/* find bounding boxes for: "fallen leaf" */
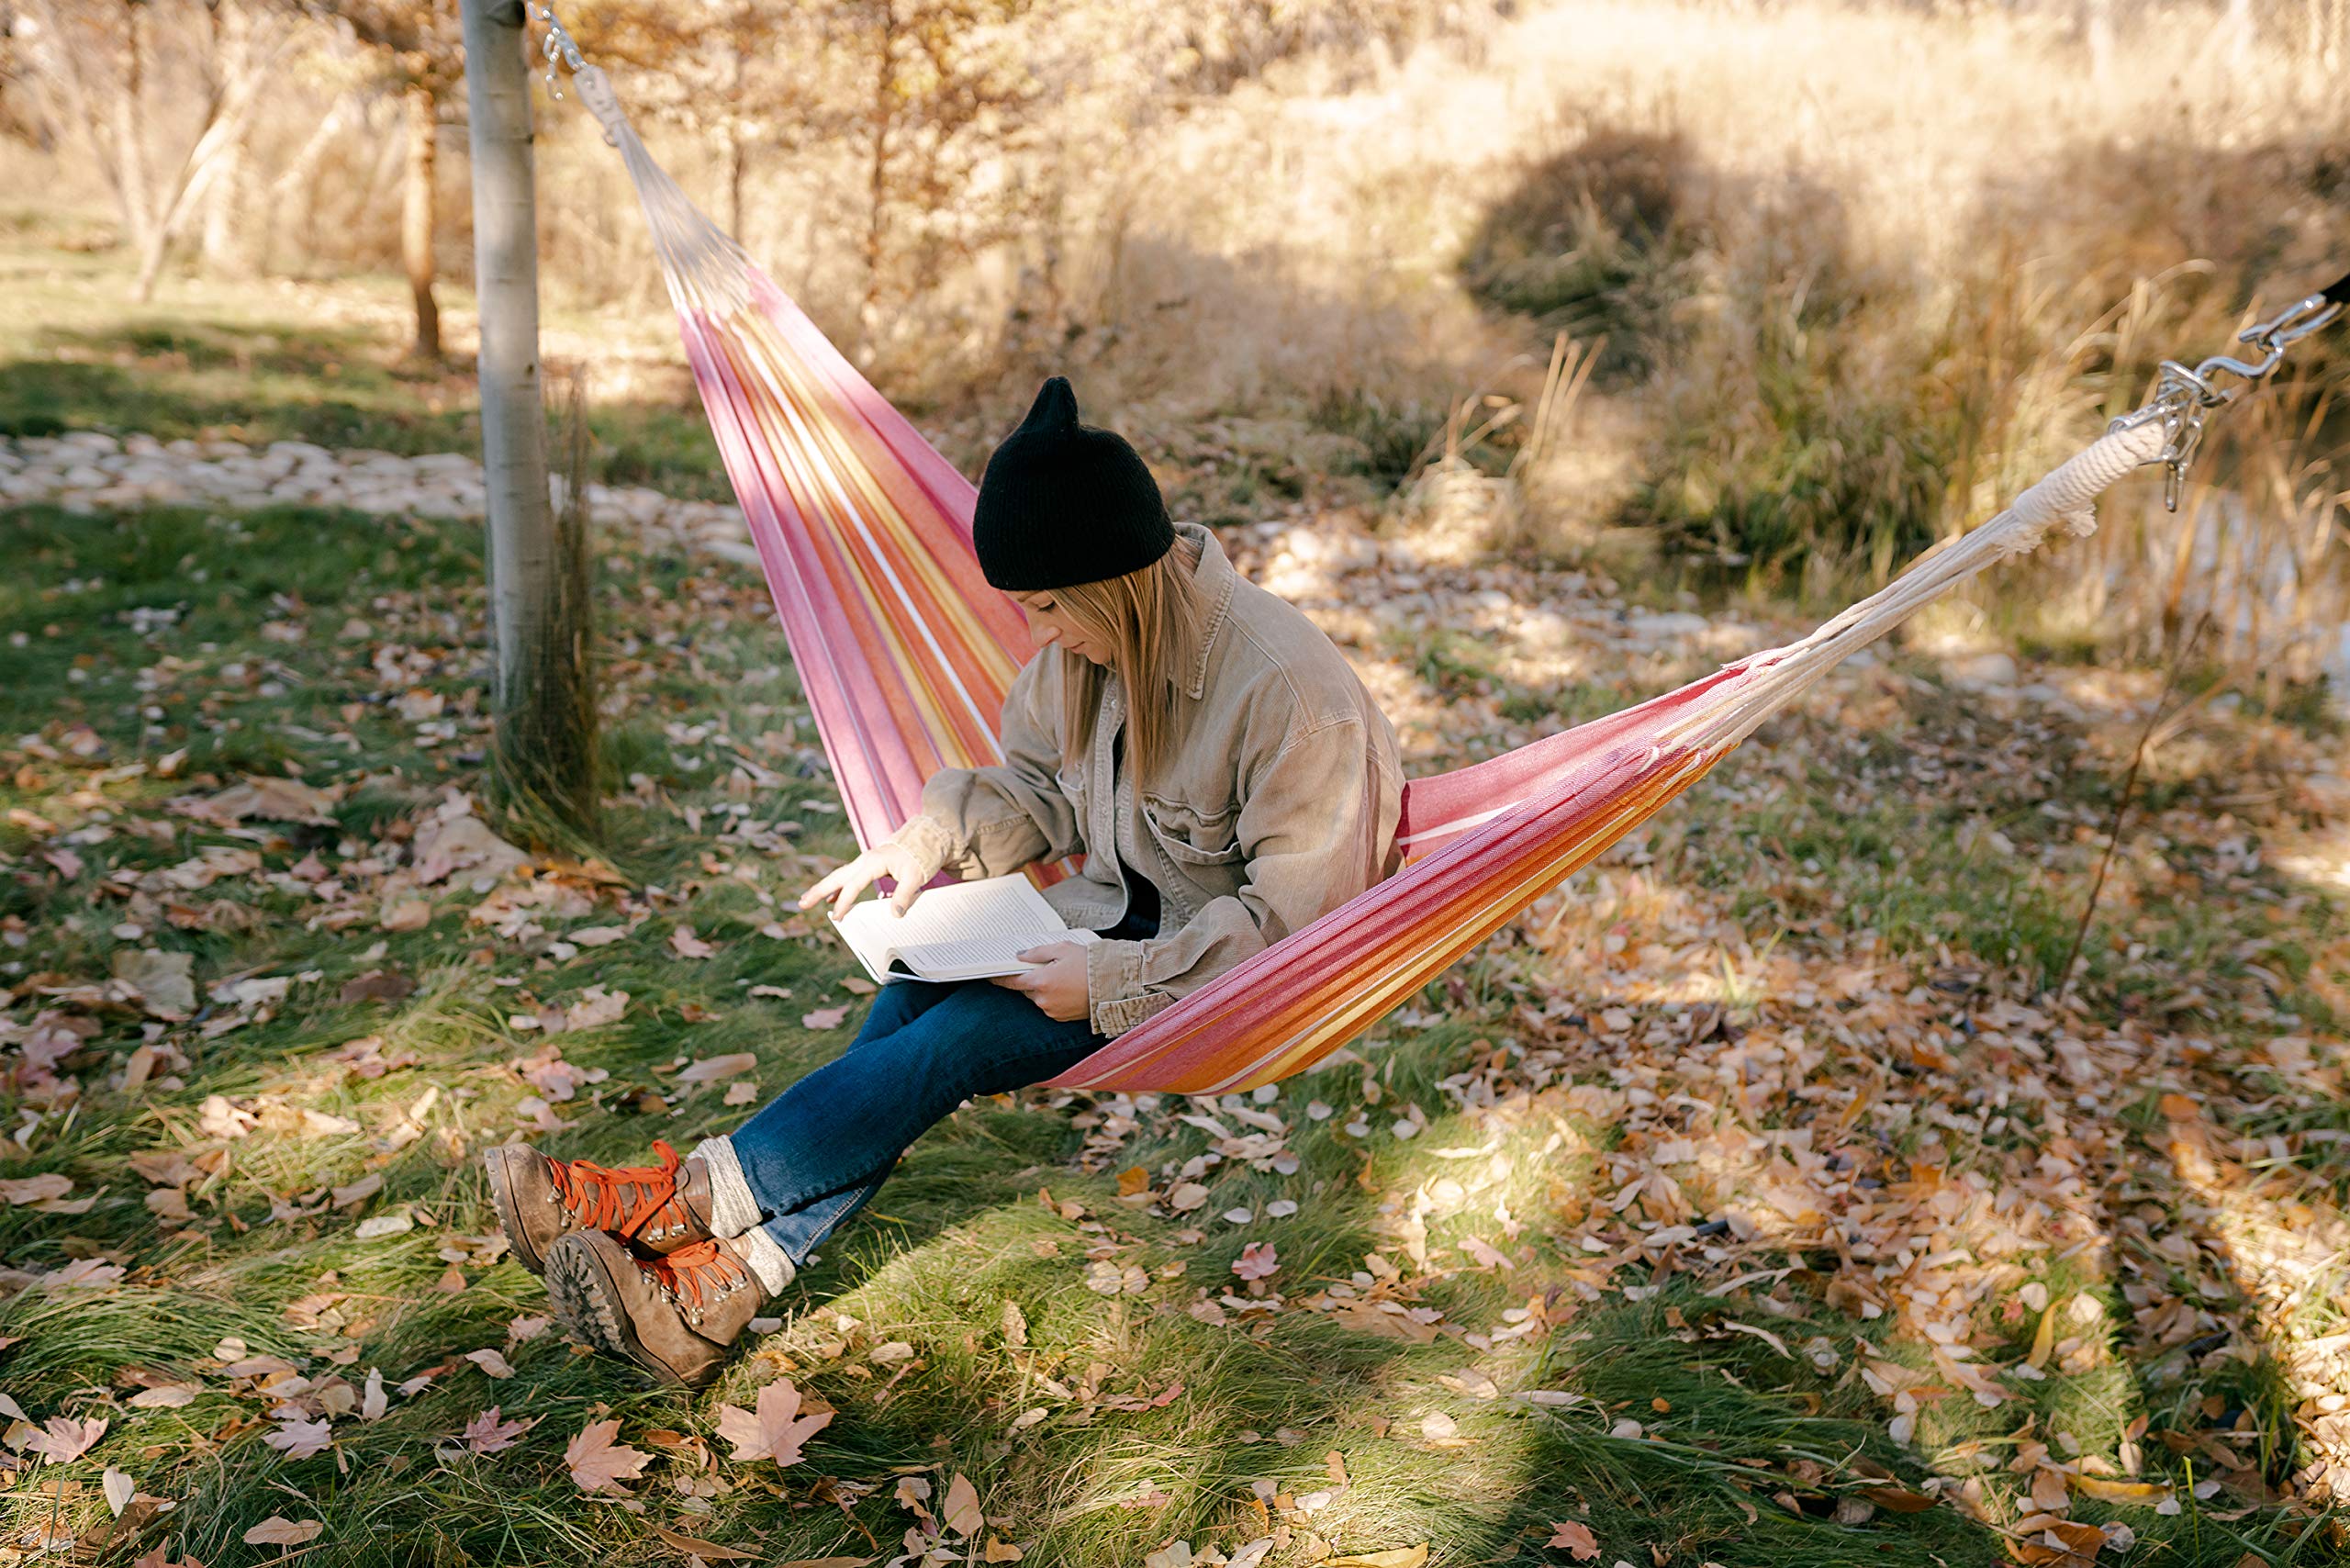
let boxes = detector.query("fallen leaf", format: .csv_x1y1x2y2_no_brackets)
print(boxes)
463,1406,538,1454
464,1348,515,1380
27,1414,106,1462
801,1006,849,1031
677,1052,757,1084
2073,1475,2171,1505
565,1418,652,1493
2028,1302,2060,1369
654,1525,759,1561
263,1417,333,1459
670,925,716,959
362,1369,387,1420
128,1385,198,1409
102,1465,135,1516
1547,1520,1600,1560
112,949,196,1016
714,1378,834,1468
242,1516,325,1545
0,1173,73,1205
943,1473,984,1538
338,969,415,1006
185,776,339,827
1323,1549,1429,1568
1232,1241,1280,1281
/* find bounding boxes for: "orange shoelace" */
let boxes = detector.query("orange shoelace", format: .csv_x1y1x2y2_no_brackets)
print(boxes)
646,1239,754,1311
546,1139,689,1238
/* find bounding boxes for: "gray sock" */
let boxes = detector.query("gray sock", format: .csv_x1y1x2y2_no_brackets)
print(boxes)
734,1226,797,1295
689,1136,765,1238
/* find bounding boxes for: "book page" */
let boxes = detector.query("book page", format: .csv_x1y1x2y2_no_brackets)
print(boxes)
889,927,1101,982
831,874,1070,980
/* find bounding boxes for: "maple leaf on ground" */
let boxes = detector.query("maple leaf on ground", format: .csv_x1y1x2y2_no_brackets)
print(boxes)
263,1416,333,1459
714,1378,834,1467
800,1005,849,1031
243,1516,325,1545
1232,1241,1280,1281
564,1418,651,1493
27,1414,107,1462
463,1406,539,1454
1547,1520,1601,1560
669,924,716,959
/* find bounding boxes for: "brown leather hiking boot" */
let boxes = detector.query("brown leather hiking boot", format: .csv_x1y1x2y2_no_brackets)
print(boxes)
543,1230,774,1388
482,1139,715,1274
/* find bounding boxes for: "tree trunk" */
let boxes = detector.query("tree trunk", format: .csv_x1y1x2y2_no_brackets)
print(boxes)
726,14,749,242
262,95,357,274
859,5,897,332
404,84,442,361
118,2,159,289
199,129,251,275
462,0,598,834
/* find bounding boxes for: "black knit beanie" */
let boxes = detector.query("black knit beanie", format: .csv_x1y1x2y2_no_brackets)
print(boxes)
972,377,1173,591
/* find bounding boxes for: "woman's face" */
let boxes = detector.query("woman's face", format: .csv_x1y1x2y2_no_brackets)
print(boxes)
1013,589,1109,666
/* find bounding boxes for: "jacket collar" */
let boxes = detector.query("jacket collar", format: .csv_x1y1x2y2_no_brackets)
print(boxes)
1175,520,1240,701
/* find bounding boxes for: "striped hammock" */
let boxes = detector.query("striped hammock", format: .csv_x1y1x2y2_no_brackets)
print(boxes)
564,62,2164,1094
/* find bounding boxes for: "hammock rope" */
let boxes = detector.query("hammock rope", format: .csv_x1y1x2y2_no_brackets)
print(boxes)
537,17,2336,1093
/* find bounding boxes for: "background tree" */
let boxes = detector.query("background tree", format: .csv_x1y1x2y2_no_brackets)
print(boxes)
20,0,305,300
321,0,462,359
818,0,1043,342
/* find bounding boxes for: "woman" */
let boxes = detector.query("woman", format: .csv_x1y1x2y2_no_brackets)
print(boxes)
485,377,1405,1386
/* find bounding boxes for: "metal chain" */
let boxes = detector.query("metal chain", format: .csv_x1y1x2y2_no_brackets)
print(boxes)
536,5,587,97
2109,278,2344,510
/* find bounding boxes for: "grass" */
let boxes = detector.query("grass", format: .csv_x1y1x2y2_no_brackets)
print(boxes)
0,242,734,502
3,487,2345,1565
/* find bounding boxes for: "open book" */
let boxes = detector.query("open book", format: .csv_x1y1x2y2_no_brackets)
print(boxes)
828,873,1100,983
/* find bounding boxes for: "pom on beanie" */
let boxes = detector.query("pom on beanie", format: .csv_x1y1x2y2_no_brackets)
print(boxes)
972,376,1173,591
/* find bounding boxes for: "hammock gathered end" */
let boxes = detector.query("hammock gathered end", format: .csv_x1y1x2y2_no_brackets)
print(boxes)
542,17,2332,1093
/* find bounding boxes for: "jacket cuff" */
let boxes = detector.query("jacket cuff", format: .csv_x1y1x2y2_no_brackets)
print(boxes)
1084,937,1172,1036
883,813,957,883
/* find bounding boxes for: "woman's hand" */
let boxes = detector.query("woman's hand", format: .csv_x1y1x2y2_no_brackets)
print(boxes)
797,840,934,920
990,940,1090,1023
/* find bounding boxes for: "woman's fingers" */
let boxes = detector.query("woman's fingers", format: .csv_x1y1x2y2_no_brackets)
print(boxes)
797,863,851,911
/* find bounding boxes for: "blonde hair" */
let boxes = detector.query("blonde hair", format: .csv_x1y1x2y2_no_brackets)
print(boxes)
1048,532,1208,786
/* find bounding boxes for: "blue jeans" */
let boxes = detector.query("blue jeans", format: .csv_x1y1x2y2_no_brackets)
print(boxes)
725,979,1108,1266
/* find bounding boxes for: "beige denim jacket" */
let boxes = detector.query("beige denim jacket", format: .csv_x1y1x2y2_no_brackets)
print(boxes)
884,521,1404,1036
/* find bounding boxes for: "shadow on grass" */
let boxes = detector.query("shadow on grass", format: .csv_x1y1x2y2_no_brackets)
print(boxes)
3,318,736,503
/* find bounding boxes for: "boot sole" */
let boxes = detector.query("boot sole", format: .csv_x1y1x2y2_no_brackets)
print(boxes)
481,1146,550,1275
543,1234,702,1389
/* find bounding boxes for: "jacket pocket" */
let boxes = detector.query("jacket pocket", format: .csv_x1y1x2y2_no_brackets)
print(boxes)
1140,791,1244,868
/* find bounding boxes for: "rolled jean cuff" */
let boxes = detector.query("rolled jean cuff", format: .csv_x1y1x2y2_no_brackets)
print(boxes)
690,1136,765,1238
